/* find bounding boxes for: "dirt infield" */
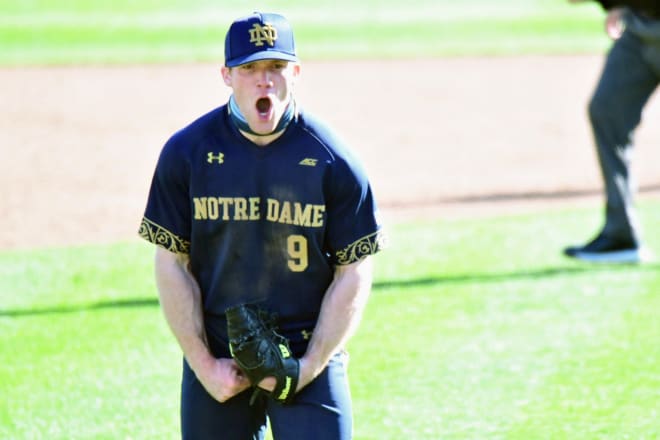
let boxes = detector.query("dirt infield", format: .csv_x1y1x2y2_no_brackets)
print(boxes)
2,56,659,250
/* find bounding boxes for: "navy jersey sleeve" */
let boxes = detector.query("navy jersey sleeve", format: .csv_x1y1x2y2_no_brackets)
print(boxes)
138,133,192,254
324,148,386,265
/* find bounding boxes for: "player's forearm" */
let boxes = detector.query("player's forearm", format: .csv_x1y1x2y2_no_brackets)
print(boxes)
154,247,214,375
301,257,374,381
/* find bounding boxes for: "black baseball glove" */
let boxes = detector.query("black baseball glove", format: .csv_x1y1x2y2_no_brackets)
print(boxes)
226,303,300,405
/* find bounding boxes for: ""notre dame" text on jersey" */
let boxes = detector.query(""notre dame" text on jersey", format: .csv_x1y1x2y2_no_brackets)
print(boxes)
193,196,325,227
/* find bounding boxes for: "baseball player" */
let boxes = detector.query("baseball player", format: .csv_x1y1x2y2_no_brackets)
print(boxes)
138,11,385,440
565,0,659,263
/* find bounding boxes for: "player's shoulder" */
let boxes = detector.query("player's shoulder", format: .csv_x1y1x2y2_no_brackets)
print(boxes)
156,105,227,169
166,106,227,149
295,110,356,162
295,109,371,185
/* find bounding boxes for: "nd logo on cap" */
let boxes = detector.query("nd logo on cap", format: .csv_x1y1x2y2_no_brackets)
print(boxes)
249,23,278,47
224,12,299,67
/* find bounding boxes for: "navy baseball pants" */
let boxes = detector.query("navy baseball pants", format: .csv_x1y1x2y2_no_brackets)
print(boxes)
180,352,352,440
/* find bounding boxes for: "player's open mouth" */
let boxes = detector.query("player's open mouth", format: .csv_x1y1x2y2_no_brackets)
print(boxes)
256,97,272,116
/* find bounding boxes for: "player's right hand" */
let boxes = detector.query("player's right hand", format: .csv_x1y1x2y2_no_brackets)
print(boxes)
197,357,251,403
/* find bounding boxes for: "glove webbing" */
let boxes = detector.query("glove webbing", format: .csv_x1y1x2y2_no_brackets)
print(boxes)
226,304,300,405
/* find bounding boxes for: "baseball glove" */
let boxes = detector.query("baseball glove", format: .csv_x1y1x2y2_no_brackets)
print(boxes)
226,303,299,405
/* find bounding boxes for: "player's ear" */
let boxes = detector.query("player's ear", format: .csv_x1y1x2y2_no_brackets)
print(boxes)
221,66,232,86
288,63,301,89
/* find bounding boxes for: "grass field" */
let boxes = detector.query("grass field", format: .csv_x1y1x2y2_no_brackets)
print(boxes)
0,0,609,65
2,202,659,438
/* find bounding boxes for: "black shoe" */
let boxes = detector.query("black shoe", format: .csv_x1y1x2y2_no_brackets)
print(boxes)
564,233,651,263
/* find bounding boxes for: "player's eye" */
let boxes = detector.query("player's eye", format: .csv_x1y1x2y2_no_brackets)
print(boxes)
273,62,287,70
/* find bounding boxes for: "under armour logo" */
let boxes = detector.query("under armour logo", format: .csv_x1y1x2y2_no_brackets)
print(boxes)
207,152,224,164
249,23,278,47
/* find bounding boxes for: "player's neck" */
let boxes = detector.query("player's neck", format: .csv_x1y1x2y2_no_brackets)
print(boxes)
228,95,296,145
241,129,286,146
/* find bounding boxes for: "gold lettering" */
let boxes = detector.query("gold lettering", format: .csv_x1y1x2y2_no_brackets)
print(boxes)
207,197,219,220
218,197,234,220
193,196,325,227
193,197,208,220
293,203,312,227
278,201,293,224
312,205,326,227
266,198,279,222
248,197,260,220
233,197,248,220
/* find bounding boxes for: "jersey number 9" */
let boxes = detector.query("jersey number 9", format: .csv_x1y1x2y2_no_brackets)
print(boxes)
287,235,308,272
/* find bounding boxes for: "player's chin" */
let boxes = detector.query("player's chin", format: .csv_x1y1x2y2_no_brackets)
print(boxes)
246,119,274,133
247,116,278,134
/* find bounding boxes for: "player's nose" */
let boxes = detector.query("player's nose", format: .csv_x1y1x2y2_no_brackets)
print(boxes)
256,68,273,87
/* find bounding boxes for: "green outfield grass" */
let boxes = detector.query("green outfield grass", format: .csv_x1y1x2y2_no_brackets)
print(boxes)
0,0,610,65
2,202,659,439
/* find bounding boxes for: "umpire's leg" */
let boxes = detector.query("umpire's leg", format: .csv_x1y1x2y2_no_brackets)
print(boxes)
588,29,657,245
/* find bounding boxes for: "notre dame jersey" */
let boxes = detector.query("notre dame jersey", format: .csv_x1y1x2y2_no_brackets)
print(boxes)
139,104,385,355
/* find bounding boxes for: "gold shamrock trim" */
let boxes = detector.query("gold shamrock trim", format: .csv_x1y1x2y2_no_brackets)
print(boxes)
336,230,387,265
138,217,190,254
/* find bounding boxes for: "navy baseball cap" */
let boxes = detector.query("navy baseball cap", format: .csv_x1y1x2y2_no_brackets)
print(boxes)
224,12,299,67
